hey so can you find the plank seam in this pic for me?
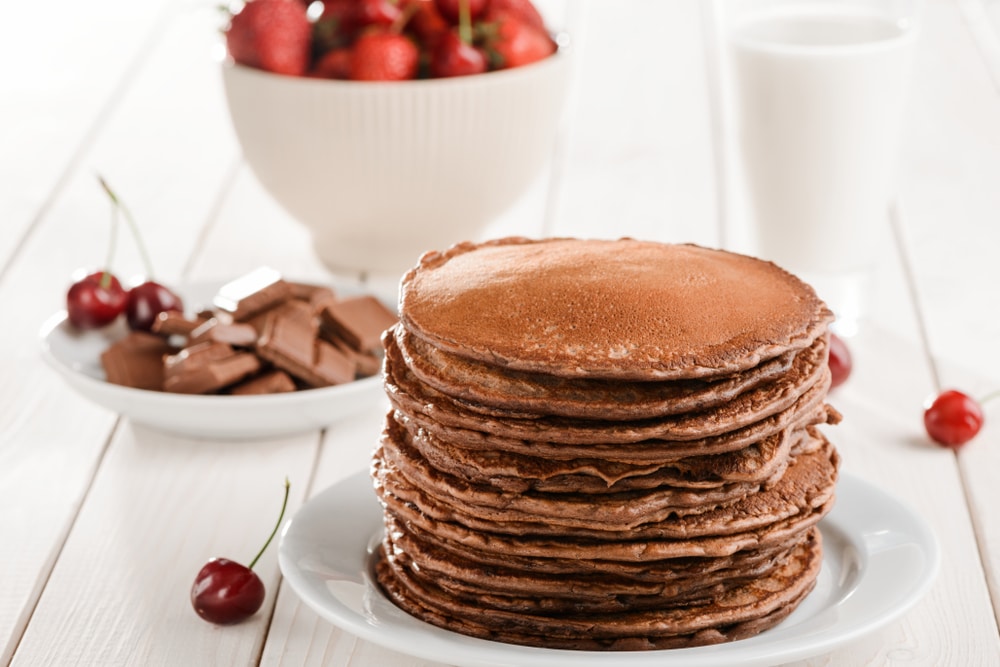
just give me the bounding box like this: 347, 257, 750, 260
2, 420, 121, 666
0, 2, 176, 289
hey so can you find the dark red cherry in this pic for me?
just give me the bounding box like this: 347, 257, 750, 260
430, 29, 488, 77
125, 280, 183, 332
191, 559, 265, 625
924, 390, 984, 448
434, 0, 488, 23
66, 271, 128, 329
191, 479, 290, 625
827, 333, 852, 390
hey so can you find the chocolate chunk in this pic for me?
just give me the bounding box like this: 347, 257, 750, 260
152, 311, 207, 337
229, 369, 297, 395
257, 307, 355, 387
100, 332, 172, 391
164, 341, 234, 373
328, 335, 382, 378
189, 318, 259, 347
163, 342, 261, 394
320, 295, 397, 354
213, 266, 292, 321
288, 281, 338, 309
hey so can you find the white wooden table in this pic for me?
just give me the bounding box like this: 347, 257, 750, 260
3, 0, 1000, 665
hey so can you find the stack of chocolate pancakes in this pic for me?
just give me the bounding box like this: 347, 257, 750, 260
373, 237, 841, 650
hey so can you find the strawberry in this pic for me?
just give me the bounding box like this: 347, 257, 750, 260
484, 0, 546, 33
350, 31, 419, 80
310, 48, 353, 79
226, 0, 312, 76
484, 17, 554, 69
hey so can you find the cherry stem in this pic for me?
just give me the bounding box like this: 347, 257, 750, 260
96, 174, 121, 290
248, 477, 291, 571
97, 175, 156, 279
458, 0, 472, 44
391, 2, 419, 34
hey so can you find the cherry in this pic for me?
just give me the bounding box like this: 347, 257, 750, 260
409, 0, 449, 51
311, 48, 353, 79
356, 0, 405, 27
924, 390, 985, 449
827, 333, 852, 390
434, 0, 488, 24
125, 280, 183, 332
96, 176, 184, 332
66, 271, 128, 329
484, 16, 554, 69
430, 29, 488, 77
192, 478, 291, 625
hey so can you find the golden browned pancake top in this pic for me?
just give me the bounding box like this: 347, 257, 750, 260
400, 238, 833, 380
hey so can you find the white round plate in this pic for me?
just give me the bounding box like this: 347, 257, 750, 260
39, 282, 388, 439
279, 471, 939, 667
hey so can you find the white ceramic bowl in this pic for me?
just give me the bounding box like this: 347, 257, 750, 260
221, 46, 572, 276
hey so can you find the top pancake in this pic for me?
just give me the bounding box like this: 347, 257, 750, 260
400, 238, 833, 380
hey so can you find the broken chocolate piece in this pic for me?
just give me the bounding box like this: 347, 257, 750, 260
257, 308, 355, 387
100, 332, 173, 391
163, 342, 261, 394
213, 266, 292, 321
229, 369, 297, 395
189, 318, 259, 348
152, 311, 207, 337
320, 295, 398, 354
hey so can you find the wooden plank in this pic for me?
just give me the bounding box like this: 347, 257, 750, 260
0, 3, 241, 663
780, 325, 1000, 665
898, 0, 1000, 383
550, 0, 718, 246
896, 0, 1000, 638
0, 0, 173, 267
10, 428, 318, 667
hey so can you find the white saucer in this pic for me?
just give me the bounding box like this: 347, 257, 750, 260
39, 282, 388, 439
279, 471, 939, 667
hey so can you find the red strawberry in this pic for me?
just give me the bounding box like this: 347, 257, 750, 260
350, 31, 419, 80
430, 29, 488, 77
485, 17, 554, 69
310, 48, 353, 79
484, 0, 545, 33
226, 0, 312, 76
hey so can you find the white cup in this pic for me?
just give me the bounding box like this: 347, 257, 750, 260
716, 0, 919, 333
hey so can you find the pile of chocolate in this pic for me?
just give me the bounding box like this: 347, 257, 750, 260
100, 267, 397, 395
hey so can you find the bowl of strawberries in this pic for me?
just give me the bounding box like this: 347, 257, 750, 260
221, 0, 571, 276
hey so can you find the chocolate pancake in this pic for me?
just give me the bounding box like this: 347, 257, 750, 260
384, 331, 831, 445
392, 393, 838, 464
373, 436, 839, 540
399, 238, 833, 380
383, 512, 804, 580
393, 324, 804, 420
375, 528, 822, 648
384, 532, 810, 614
384, 515, 811, 605
392, 411, 801, 493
